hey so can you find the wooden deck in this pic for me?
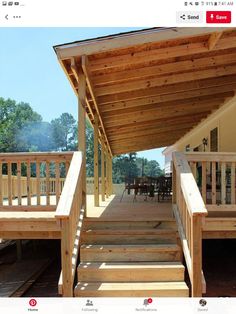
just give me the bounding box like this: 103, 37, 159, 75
86, 194, 174, 221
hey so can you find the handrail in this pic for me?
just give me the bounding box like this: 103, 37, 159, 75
0, 152, 73, 162
172, 151, 207, 297
55, 152, 82, 218
173, 152, 207, 216
55, 151, 85, 297
186, 152, 236, 162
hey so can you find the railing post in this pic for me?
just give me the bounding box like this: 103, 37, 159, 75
61, 218, 73, 297
191, 215, 203, 297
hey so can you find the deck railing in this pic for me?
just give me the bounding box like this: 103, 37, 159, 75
55, 151, 85, 297
186, 152, 236, 206
0, 152, 72, 206
172, 152, 207, 297
0, 151, 84, 296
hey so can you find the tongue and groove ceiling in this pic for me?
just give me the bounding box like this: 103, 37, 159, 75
54, 27, 236, 155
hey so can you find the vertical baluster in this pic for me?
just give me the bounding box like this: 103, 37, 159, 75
190, 162, 197, 179
46, 161, 50, 205
36, 162, 40, 205
0, 162, 2, 206
27, 161, 31, 206
8, 162, 12, 205
55, 162, 60, 204
231, 162, 235, 204
17, 161, 22, 205
221, 162, 226, 205
212, 162, 216, 205
201, 161, 207, 203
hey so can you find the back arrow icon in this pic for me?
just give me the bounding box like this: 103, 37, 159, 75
5, 14, 8, 20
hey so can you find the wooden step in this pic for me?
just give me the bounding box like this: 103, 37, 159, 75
74, 281, 189, 297
77, 262, 185, 282
81, 229, 178, 244
80, 244, 181, 262
83, 219, 177, 230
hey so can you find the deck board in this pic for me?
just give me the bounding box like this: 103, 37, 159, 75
86, 195, 173, 221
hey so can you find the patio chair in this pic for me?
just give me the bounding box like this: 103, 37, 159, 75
120, 176, 136, 202
156, 176, 172, 202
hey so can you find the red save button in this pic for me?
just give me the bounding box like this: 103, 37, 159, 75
206, 11, 231, 23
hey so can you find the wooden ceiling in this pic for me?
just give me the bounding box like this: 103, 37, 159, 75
54, 27, 236, 155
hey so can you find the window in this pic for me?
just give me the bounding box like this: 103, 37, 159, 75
210, 127, 218, 152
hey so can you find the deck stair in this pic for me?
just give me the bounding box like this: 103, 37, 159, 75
74, 218, 189, 297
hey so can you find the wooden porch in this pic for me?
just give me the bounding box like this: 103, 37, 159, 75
86, 194, 236, 239
2, 27, 236, 298
1, 152, 236, 297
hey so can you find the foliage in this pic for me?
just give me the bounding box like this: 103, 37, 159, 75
0, 97, 164, 180
0, 98, 42, 152
112, 154, 164, 183
51, 113, 77, 151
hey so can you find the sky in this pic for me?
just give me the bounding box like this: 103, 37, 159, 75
0, 27, 165, 168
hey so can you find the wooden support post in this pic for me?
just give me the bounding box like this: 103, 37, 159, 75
77, 65, 87, 213
191, 215, 202, 297
101, 140, 105, 201
94, 113, 99, 207
61, 218, 73, 297
105, 149, 109, 198
109, 154, 113, 195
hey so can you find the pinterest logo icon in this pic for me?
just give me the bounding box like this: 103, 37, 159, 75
29, 299, 37, 307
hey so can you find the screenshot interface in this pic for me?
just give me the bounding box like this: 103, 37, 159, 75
0, 1, 236, 313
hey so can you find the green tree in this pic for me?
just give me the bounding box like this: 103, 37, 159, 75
145, 160, 164, 177
51, 113, 77, 151
112, 153, 139, 183
0, 97, 42, 152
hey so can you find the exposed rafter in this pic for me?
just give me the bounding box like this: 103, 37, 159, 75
55, 27, 236, 155
208, 32, 223, 50
81, 55, 112, 156
70, 57, 112, 156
